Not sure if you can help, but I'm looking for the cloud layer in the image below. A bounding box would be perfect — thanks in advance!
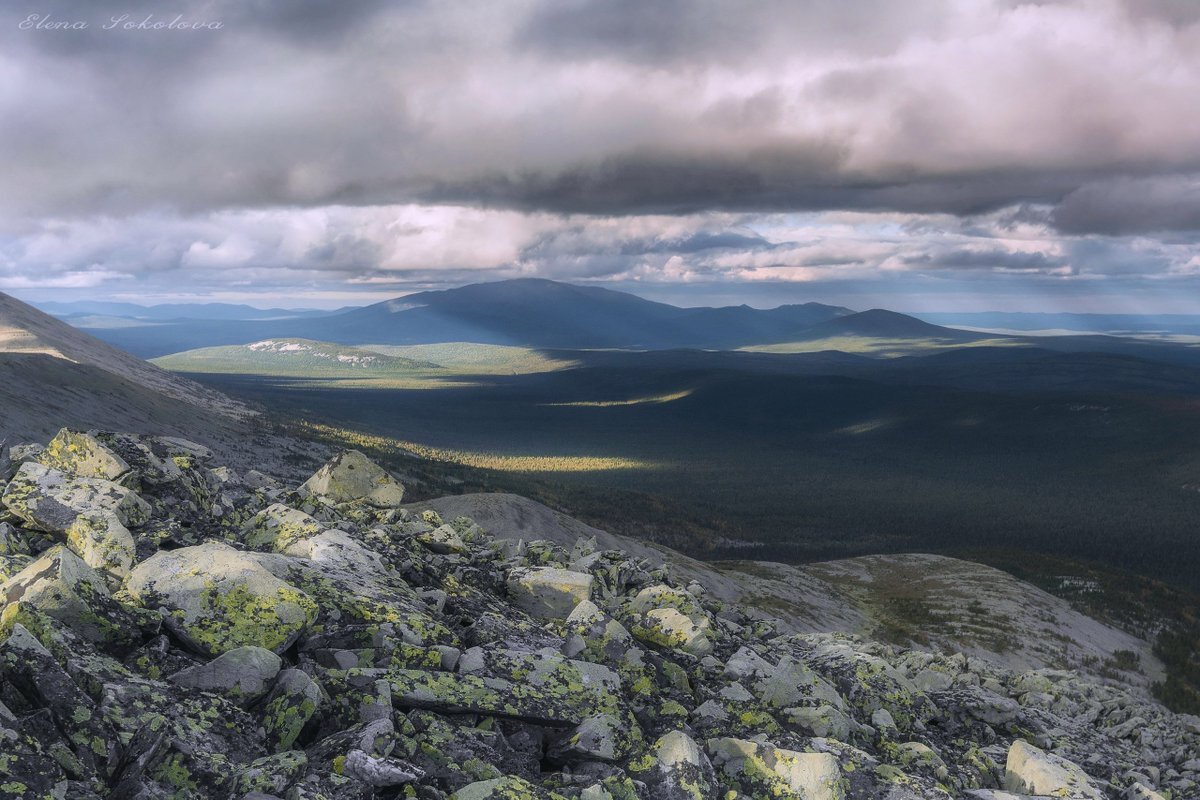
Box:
[3,0,1200,307]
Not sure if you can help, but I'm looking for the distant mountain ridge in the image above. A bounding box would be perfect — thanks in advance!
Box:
[793,308,987,341]
[327,278,856,349]
[37,300,332,321]
[58,278,864,357]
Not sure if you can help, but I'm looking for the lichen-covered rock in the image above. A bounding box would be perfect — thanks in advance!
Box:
[279,529,386,573]
[242,503,326,552]
[629,606,710,656]
[1,461,151,532]
[168,645,282,702]
[300,450,405,508]
[451,776,567,799]
[549,713,630,762]
[261,667,325,751]
[708,737,846,800]
[783,704,854,740]
[1004,740,1105,799]
[628,730,718,800]
[126,542,317,657]
[36,428,131,483]
[622,584,715,656]
[0,553,33,582]
[85,432,232,529]
[0,522,28,556]
[292,717,403,798]
[0,545,150,647]
[792,635,934,731]
[373,657,626,728]
[0,721,69,798]
[726,645,845,712]
[563,599,634,666]
[233,750,309,797]
[507,567,593,620]
[417,523,467,554]
[342,748,423,786]
[0,621,114,777]
[64,511,135,582]
[1125,781,1168,800]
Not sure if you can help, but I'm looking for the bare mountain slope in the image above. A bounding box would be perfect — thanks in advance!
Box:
[0,292,330,479]
[0,291,249,419]
[413,492,1164,689]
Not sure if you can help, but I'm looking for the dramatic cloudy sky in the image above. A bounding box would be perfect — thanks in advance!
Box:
[4,0,1200,311]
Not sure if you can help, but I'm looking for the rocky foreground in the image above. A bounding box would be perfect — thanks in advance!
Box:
[0,430,1195,799]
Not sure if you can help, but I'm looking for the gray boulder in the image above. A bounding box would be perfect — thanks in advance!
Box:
[126,541,317,657]
[507,566,593,620]
[168,645,283,702]
[2,461,150,531]
[300,450,405,507]
[0,545,148,647]
[1004,740,1104,799]
[630,730,719,800]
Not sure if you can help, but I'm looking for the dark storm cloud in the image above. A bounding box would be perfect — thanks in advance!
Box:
[1051,176,1200,235]
[425,155,1096,217]
[904,248,1067,272]
[3,0,1200,223]
[514,0,944,66]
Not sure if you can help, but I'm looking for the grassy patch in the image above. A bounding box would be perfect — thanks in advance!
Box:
[361,342,576,375]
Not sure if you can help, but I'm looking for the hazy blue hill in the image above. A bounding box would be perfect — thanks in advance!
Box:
[792,308,986,341]
[36,300,332,321]
[65,278,854,356]
[315,278,853,349]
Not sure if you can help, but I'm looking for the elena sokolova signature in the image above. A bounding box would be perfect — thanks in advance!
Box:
[19,13,224,31]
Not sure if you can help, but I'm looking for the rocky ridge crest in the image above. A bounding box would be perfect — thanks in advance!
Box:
[0,428,1195,800]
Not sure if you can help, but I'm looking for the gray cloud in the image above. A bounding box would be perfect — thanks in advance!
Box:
[1051,175,1200,234]
[904,248,1068,272]
[3,0,1200,307]
[3,0,1200,223]
[514,0,945,67]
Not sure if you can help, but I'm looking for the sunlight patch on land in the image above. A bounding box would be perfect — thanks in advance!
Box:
[361,342,577,375]
[542,388,694,407]
[741,335,1029,357]
[835,418,892,435]
[300,421,660,472]
[154,340,578,389]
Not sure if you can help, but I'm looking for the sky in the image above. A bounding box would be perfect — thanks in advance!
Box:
[4,0,1200,312]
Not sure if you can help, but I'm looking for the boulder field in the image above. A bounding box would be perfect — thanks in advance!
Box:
[0,428,1195,799]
